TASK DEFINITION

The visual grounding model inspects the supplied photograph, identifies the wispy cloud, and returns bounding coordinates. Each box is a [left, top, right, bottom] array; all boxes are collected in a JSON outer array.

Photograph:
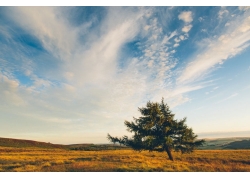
[[1, 7, 189, 141], [205, 86, 219, 95], [178, 11, 250, 84], [218, 8, 229, 19], [0, 7, 147, 131], [238, 6, 250, 11], [7, 7, 78, 61], [1, 7, 199, 125], [216, 93, 238, 104]]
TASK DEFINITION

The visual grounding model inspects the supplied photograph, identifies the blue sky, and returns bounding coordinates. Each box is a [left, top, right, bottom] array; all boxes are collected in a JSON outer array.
[[0, 6, 250, 144]]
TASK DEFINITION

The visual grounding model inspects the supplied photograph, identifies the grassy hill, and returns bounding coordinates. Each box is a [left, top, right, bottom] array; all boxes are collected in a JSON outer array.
[[1, 137, 250, 150], [199, 137, 250, 150], [1, 137, 250, 172], [224, 140, 250, 149], [0, 137, 129, 150], [67, 143, 130, 151], [0, 137, 66, 149], [0, 148, 250, 172]]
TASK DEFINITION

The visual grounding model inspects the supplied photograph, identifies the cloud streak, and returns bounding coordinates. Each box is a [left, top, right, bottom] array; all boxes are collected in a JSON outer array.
[[215, 93, 238, 104], [7, 7, 78, 61], [178, 11, 250, 84]]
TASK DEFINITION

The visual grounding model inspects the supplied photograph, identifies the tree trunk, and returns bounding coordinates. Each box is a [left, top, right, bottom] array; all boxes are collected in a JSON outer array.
[[166, 147, 174, 161]]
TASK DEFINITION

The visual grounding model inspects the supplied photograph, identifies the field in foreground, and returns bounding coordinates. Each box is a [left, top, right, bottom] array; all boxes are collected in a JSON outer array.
[[0, 147, 250, 172]]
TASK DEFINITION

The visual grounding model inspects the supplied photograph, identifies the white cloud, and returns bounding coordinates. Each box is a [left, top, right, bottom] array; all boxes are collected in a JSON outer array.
[[178, 13, 250, 84], [204, 86, 219, 95], [179, 35, 186, 41], [198, 17, 204, 22], [216, 93, 238, 104], [218, 9, 229, 19], [144, 25, 150, 31], [239, 6, 250, 11], [182, 25, 193, 33], [147, 60, 154, 67], [170, 50, 176, 54], [0, 74, 26, 107], [162, 30, 177, 44], [178, 11, 193, 23], [174, 37, 181, 43], [201, 29, 207, 32], [8, 7, 78, 61], [171, 85, 203, 97], [173, 43, 179, 47], [169, 31, 177, 39]]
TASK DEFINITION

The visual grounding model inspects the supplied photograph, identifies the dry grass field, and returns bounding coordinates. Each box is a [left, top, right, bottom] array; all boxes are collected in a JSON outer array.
[[0, 147, 250, 172]]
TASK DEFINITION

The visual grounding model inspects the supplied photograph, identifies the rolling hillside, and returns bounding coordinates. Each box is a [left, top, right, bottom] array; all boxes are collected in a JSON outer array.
[[199, 137, 250, 150], [0, 137, 128, 150], [0, 137, 66, 149], [224, 140, 250, 149], [1, 137, 250, 150]]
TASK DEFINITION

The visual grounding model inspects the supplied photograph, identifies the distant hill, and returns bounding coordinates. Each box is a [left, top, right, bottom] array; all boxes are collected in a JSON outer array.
[[0, 137, 66, 149], [0, 137, 129, 150], [223, 140, 250, 149], [199, 137, 250, 150], [1, 137, 250, 150]]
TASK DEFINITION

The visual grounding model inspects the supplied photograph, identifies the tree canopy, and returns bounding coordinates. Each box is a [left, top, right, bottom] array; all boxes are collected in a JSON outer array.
[[107, 98, 205, 161]]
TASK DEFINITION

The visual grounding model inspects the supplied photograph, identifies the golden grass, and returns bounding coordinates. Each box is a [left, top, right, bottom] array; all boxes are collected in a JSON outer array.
[[0, 147, 250, 172]]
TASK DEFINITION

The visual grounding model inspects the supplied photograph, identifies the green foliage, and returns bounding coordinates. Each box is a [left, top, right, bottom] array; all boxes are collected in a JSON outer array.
[[107, 98, 205, 161]]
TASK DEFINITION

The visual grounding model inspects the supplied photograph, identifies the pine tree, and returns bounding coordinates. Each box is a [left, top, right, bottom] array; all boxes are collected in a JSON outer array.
[[107, 98, 205, 161]]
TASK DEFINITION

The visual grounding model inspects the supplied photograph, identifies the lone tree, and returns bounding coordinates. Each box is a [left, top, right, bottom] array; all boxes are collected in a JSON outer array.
[[107, 98, 205, 161]]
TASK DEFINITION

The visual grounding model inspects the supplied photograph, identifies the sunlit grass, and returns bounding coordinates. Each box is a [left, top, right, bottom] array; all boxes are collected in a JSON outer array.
[[0, 147, 250, 172]]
